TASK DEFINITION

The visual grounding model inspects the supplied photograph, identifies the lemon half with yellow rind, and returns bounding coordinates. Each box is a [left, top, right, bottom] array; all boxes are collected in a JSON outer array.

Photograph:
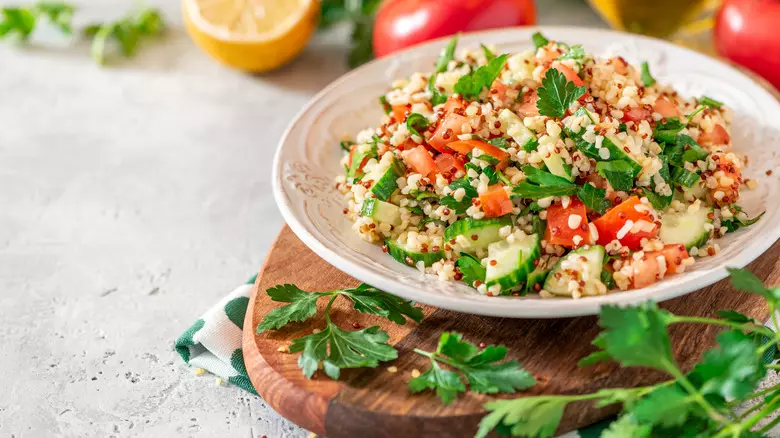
[[183, 0, 318, 73]]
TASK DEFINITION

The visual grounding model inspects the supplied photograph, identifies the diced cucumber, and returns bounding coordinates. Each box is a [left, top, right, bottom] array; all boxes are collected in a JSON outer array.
[[347, 144, 377, 179], [542, 152, 574, 182], [444, 217, 512, 251], [659, 207, 713, 250], [386, 238, 444, 267], [603, 135, 642, 178], [361, 198, 402, 226], [523, 257, 554, 295], [485, 233, 541, 291], [498, 109, 538, 152], [543, 245, 606, 297], [365, 157, 405, 201]]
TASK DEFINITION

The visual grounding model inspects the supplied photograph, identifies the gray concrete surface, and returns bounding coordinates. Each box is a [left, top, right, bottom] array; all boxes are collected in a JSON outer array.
[[0, 1, 605, 437]]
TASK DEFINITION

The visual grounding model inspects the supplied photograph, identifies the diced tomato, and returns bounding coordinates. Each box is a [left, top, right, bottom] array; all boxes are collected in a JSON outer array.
[[479, 185, 513, 218], [516, 89, 539, 118], [622, 106, 652, 123], [434, 153, 465, 178], [653, 97, 679, 119], [552, 63, 585, 87], [444, 140, 510, 170], [612, 57, 629, 75], [698, 124, 730, 146], [544, 197, 591, 248], [630, 244, 690, 288], [391, 104, 409, 123], [429, 113, 469, 152], [592, 196, 658, 250], [403, 145, 437, 178], [442, 96, 465, 113]]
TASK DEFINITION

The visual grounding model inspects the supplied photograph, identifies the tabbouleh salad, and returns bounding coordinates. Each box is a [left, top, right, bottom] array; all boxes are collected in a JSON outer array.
[[334, 32, 763, 299]]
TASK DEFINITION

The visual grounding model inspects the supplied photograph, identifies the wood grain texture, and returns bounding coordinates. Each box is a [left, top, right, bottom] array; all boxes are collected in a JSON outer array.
[[243, 226, 780, 437]]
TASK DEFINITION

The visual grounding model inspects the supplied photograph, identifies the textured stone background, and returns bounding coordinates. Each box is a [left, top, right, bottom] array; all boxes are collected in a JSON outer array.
[[0, 1, 633, 437]]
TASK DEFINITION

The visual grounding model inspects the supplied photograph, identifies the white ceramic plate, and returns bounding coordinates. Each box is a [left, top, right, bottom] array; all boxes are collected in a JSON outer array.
[[273, 26, 780, 318]]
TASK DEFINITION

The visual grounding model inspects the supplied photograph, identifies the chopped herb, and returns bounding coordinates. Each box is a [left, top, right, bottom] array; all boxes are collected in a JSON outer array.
[[653, 117, 684, 144], [670, 166, 699, 188], [519, 201, 542, 215], [482, 166, 500, 185], [379, 95, 391, 115], [522, 165, 576, 187], [487, 137, 509, 149], [558, 44, 585, 63], [454, 54, 509, 101], [699, 95, 723, 109], [496, 169, 512, 186], [618, 123, 628, 133], [721, 210, 765, 234], [601, 270, 615, 289], [340, 140, 355, 152], [678, 135, 708, 163], [641, 187, 672, 210], [511, 181, 578, 200], [640, 61, 656, 86], [531, 31, 549, 49], [578, 183, 612, 214], [406, 113, 429, 138], [686, 105, 706, 121], [85, 7, 166, 65], [596, 160, 635, 192], [440, 178, 478, 214], [536, 68, 587, 118], [531, 215, 545, 236], [428, 35, 458, 106], [409, 332, 535, 405], [480, 43, 496, 62], [455, 253, 486, 286]]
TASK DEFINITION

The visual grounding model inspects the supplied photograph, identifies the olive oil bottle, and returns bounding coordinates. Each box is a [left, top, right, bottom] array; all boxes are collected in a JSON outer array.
[[588, 0, 712, 37]]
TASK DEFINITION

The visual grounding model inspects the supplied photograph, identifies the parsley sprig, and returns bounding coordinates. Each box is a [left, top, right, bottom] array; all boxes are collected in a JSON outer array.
[[536, 68, 586, 118], [454, 53, 509, 101], [409, 332, 536, 405], [0, 1, 73, 40], [84, 7, 165, 65], [257, 283, 423, 379], [476, 268, 780, 438]]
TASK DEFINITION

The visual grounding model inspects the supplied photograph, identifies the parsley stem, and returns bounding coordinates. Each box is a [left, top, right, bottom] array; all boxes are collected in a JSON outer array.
[[664, 359, 732, 425], [323, 294, 339, 325], [733, 381, 780, 409], [669, 316, 775, 338], [758, 413, 780, 434], [733, 393, 780, 434]]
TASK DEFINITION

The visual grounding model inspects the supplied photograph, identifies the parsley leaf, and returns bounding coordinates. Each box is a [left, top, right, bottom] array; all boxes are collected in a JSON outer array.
[[511, 181, 578, 199], [379, 95, 391, 115], [678, 134, 708, 163], [256, 284, 327, 332], [578, 183, 612, 214], [641, 188, 672, 211], [340, 283, 424, 325], [531, 31, 549, 49], [481, 43, 496, 62], [482, 166, 500, 185], [522, 165, 576, 187], [340, 140, 355, 152], [714, 309, 755, 324], [487, 136, 509, 149], [0, 2, 74, 41], [699, 95, 723, 109], [406, 113, 429, 138], [596, 160, 635, 192], [689, 330, 765, 400], [536, 68, 587, 117], [478, 397, 566, 438], [454, 53, 509, 101], [558, 44, 585, 62], [85, 7, 166, 65], [291, 323, 397, 379], [455, 252, 486, 286], [601, 415, 652, 438], [629, 384, 695, 427], [640, 61, 656, 86], [653, 117, 685, 144], [411, 332, 535, 405], [727, 267, 780, 304], [440, 178, 478, 214], [428, 36, 458, 106], [720, 211, 764, 234]]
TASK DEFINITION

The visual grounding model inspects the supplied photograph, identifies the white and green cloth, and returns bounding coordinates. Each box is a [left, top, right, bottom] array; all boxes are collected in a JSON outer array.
[[175, 277, 775, 437]]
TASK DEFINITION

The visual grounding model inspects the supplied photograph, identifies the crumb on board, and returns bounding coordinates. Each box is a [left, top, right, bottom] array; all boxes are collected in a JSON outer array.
[[192, 368, 206, 376], [411, 369, 421, 378]]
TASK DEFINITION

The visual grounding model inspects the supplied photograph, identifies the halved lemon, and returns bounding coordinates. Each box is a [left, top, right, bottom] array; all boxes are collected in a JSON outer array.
[[183, 0, 319, 73]]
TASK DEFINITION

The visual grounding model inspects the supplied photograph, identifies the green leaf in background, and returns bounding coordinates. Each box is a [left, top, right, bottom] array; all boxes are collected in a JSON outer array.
[[536, 67, 586, 118], [478, 397, 566, 438], [531, 31, 549, 49], [0, 2, 73, 41], [640, 61, 655, 86], [727, 267, 780, 304], [480, 43, 496, 62], [454, 53, 509, 100], [0, 7, 36, 40], [86, 7, 166, 65], [596, 160, 635, 192], [597, 303, 676, 372], [689, 330, 765, 400], [319, 0, 382, 68], [628, 385, 695, 427]]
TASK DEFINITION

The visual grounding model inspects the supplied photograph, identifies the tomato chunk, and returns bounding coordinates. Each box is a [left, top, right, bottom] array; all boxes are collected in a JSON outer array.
[[515, 89, 539, 118], [544, 197, 591, 248], [480, 185, 513, 218], [593, 196, 658, 250], [612, 57, 629, 75], [434, 153, 465, 179], [622, 106, 652, 123], [442, 96, 465, 113], [653, 97, 679, 119], [552, 63, 585, 87], [444, 140, 510, 170], [698, 124, 730, 146], [429, 113, 469, 153], [391, 104, 408, 123], [403, 145, 437, 179], [631, 244, 690, 288]]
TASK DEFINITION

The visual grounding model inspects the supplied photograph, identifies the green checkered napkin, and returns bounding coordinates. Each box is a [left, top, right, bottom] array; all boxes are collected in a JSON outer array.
[[174, 277, 774, 437]]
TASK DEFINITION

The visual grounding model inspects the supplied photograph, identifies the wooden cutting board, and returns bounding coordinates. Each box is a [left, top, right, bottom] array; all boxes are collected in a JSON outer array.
[[242, 226, 779, 438]]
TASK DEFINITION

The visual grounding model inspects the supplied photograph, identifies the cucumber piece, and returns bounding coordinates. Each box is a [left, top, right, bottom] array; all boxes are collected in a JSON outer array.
[[542, 152, 574, 182], [386, 238, 444, 267], [659, 207, 713, 250], [365, 157, 405, 201], [347, 144, 378, 179], [543, 245, 606, 296], [361, 198, 402, 226], [485, 233, 541, 291], [444, 217, 512, 251], [523, 257, 554, 295], [498, 109, 538, 152]]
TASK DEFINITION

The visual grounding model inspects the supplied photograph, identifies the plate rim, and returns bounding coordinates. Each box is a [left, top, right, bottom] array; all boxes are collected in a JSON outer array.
[[273, 25, 780, 318]]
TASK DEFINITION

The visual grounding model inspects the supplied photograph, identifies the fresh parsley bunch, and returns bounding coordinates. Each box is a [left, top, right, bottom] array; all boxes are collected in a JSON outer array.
[[319, 0, 381, 68], [0, 1, 73, 40], [476, 267, 780, 438], [256, 283, 423, 379]]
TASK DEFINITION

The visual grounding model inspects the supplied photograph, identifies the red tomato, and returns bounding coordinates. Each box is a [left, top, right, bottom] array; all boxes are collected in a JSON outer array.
[[698, 124, 731, 146], [551, 64, 585, 87], [544, 197, 591, 248], [444, 140, 510, 169], [434, 153, 465, 178], [622, 106, 652, 123], [479, 185, 513, 218], [429, 113, 469, 152], [653, 97, 679, 119], [373, 0, 537, 58], [612, 57, 629, 75], [443, 96, 465, 113], [631, 244, 690, 288], [403, 145, 437, 178], [391, 104, 409, 123], [592, 196, 658, 251], [715, 0, 780, 90], [515, 89, 539, 118]]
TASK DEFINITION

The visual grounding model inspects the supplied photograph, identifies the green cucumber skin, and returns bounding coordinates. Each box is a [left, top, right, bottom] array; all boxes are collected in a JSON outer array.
[[543, 245, 606, 295], [361, 198, 401, 225], [485, 235, 541, 292], [347, 146, 377, 179], [524, 266, 551, 295], [659, 208, 713, 251], [444, 217, 512, 242], [361, 198, 378, 217], [370, 158, 405, 201], [564, 128, 641, 177], [386, 239, 444, 267]]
